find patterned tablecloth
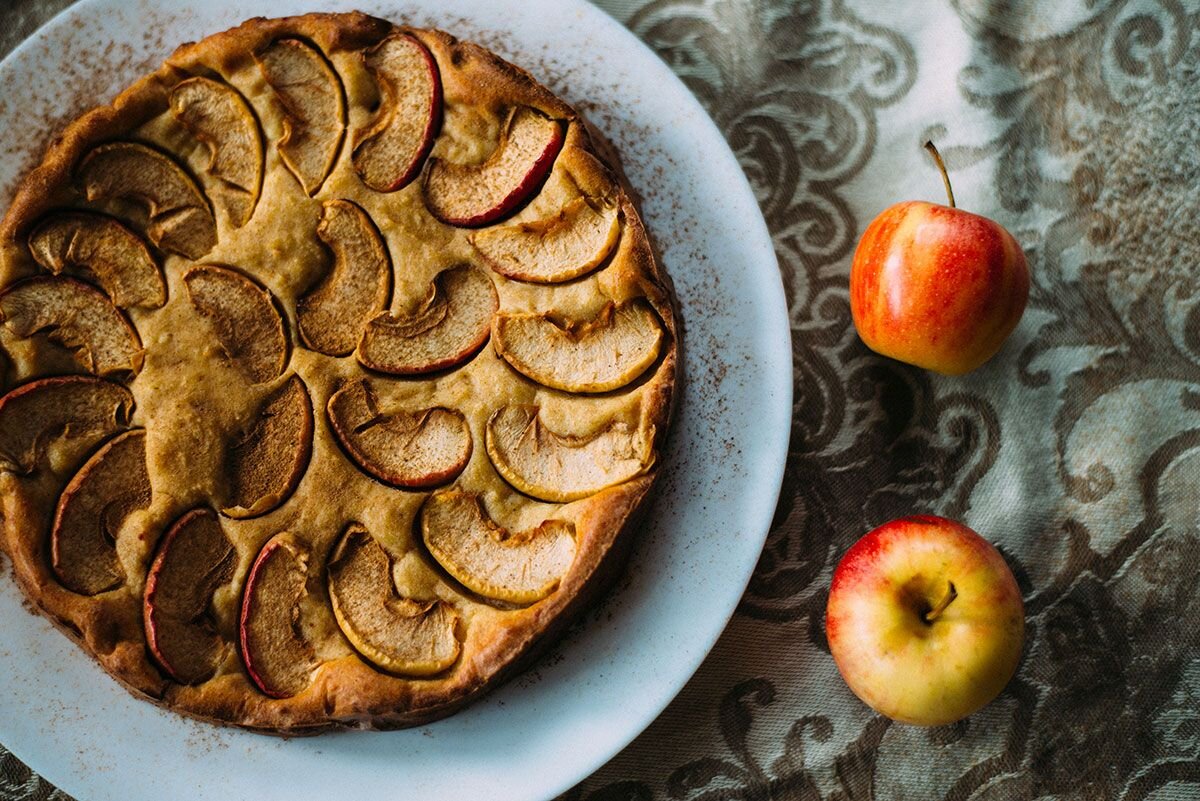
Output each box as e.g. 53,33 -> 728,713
4,0 -> 1199,798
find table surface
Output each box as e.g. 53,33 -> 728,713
4,0 -> 1199,799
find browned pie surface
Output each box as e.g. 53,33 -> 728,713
0,11 -> 676,733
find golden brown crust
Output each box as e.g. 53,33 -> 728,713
0,12 -> 677,733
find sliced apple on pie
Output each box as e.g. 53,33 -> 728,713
493,300 -> 662,392
472,196 -> 619,283
420,490 -> 575,605
76,141 -> 217,259
255,38 -> 346,196
221,375 -> 313,519
239,531 -> 318,698
0,276 -> 143,377
184,265 -> 288,384
328,524 -> 459,675
352,33 -> 441,192
143,508 -> 237,684
50,429 -> 151,596
424,106 -> 563,227
28,212 -> 165,308
327,379 -> 470,489
298,199 -> 392,356
356,264 -> 496,375
170,76 -> 264,227
0,376 -> 133,475
486,405 -> 653,502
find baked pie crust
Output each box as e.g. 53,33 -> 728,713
0,12 -> 676,732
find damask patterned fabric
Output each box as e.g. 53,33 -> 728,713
3,0 -> 1199,799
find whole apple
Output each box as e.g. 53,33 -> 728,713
825,515 -> 1024,726
849,142 -> 1029,375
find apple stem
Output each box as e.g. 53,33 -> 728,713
924,141 -> 956,209
923,581 -> 957,623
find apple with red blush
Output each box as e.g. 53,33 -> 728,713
849,142 -> 1029,375
825,515 -> 1024,726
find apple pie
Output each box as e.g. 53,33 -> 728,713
0,12 -> 676,732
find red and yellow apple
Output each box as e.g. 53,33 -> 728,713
825,515 -> 1024,726
849,142 -> 1029,375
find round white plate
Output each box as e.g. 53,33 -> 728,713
0,2 -> 790,800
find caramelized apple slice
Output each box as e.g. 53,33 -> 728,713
424,106 -> 564,227
298,200 -> 391,356
420,490 -> 575,605
327,379 -> 470,489
352,33 -> 441,192
472,197 -> 619,283
170,77 -> 264,227
222,375 -> 313,519
239,532 -> 317,698
76,142 -> 217,259
0,276 -> 143,377
486,405 -> 653,502
143,508 -> 237,684
255,39 -> 346,196
50,429 -> 150,595
356,264 -> 496,375
493,300 -> 662,392
328,525 -> 459,675
0,376 -> 133,474
184,265 -> 288,384
29,212 -> 165,308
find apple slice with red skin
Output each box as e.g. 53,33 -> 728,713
255,39 -> 346,197
76,141 -> 217,260
328,524 -> 459,675
222,374 -> 313,519
424,106 -> 564,227
420,490 -> 576,605
0,376 -> 133,474
50,429 -> 150,595
356,264 -> 496,375
184,265 -> 288,384
239,531 -> 318,698
0,276 -> 143,377
28,212 -> 165,308
471,196 -> 620,284
352,33 -> 441,192
327,379 -> 471,489
493,300 -> 663,392
170,77 -> 264,227
825,515 -> 1025,726
298,199 -> 392,356
486,405 -> 653,502
143,508 -> 237,684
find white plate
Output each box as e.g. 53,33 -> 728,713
0,2 -> 790,800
